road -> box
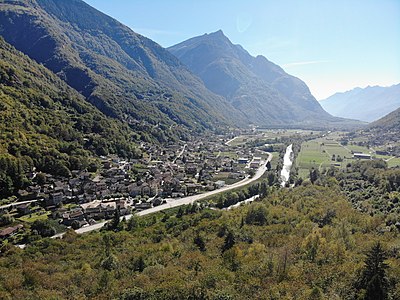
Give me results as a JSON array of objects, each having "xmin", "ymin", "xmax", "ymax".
[
  {"xmin": 225, "ymin": 136, "xmax": 239, "ymax": 146},
  {"xmin": 0, "ymin": 199, "xmax": 41, "ymax": 211},
  {"xmin": 173, "ymin": 144, "xmax": 187, "ymax": 163},
  {"xmin": 51, "ymin": 152, "xmax": 272, "ymax": 238}
]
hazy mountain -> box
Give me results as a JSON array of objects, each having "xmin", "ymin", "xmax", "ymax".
[
  {"xmin": 168, "ymin": 30, "xmax": 355, "ymax": 128},
  {"xmin": 0, "ymin": 0, "xmax": 246, "ymax": 135},
  {"xmin": 370, "ymin": 106, "xmax": 400, "ymax": 130},
  {"xmin": 320, "ymin": 84, "xmax": 400, "ymax": 122}
]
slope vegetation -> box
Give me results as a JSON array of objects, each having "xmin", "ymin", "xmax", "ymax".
[
  {"xmin": 0, "ymin": 0, "xmax": 246, "ymax": 134},
  {"xmin": 0, "ymin": 36, "xmax": 140, "ymax": 197}
]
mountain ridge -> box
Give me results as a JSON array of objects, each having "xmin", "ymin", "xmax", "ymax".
[
  {"xmin": 0, "ymin": 0, "xmax": 247, "ymax": 135},
  {"xmin": 168, "ymin": 30, "xmax": 360, "ymax": 129},
  {"xmin": 319, "ymin": 84, "xmax": 400, "ymax": 122}
]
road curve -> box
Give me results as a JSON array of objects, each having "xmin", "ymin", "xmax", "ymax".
[{"xmin": 52, "ymin": 153, "xmax": 272, "ymax": 237}]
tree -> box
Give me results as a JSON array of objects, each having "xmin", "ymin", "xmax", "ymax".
[
  {"xmin": 222, "ymin": 231, "xmax": 235, "ymax": 253},
  {"xmin": 310, "ymin": 168, "xmax": 320, "ymax": 184},
  {"xmin": 107, "ymin": 209, "xmax": 121, "ymax": 231},
  {"xmin": 119, "ymin": 287, "xmax": 146, "ymax": 300},
  {"xmin": 194, "ymin": 234, "xmax": 206, "ymax": 252},
  {"xmin": 355, "ymin": 242, "xmax": 389, "ymax": 300},
  {"xmin": 245, "ymin": 204, "xmax": 268, "ymax": 226},
  {"xmin": 31, "ymin": 219, "xmax": 56, "ymax": 237},
  {"xmin": 0, "ymin": 213, "xmax": 14, "ymax": 226}
]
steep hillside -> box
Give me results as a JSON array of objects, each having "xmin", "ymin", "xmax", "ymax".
[
  {"xmin": 370, "ymin": 107, "xmax": 400, "ymax": 130},
  {"xmin": 320, "ymin": 84, "xmax": 400, "ymax": 122},
  {"xmin": 169, "ymin": 30, "xmax": 357, "ymax": 128},
  {"xmin": 0, "ymin": 0, "xmax": 246, "ymax": 133},
  {"xmin": 0, "ymin": 36, "xmax": 142, "ymax": 196},
  {"xmin": 366, "ymin": 107, "xmax": 400, "ymax": 144}
]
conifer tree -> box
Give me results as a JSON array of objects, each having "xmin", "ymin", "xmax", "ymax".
[{"xmin": 356, "ymin": 242, "xmax": 389, "ymax": 300}]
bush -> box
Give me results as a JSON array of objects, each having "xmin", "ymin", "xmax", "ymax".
[{"xmin": 245, "ymin": 204, "xmax": 268, "ymax": 226}]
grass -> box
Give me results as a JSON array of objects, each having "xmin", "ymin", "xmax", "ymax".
[
  {"xmin": 17, "ymin": 210, "xmax": 50, "ymax": 223},
  {"xmin": 387, "ymin": 157, "xmax": 400, "ymax": 168},
  {"xmin": 296, "ymin": 141, "xmax": 330, "ymax": 171},
  {"xmin": 219, "ymin": 151, "xmax": 238, "ymax": 159},
  {"xmin": 213, "ymin": 172, "xmax": 242, "ymax": 185},
  {"xmin": 295, "ymin": 132, "xmax": 400, "ymax": 179}
]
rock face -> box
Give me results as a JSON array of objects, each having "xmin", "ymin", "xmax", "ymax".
[
  {"xmin": 0, "ymin": 0, "xmax": 246, "ymax": 133},
  {"xmin": 169, "ymin": 30, "xmax": 340, "ymax": 127},
  {"xmin": 320, "ymin": 84, "xmax": 400, "ymax": 122}
]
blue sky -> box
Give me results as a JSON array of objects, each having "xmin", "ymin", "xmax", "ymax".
[{"xmin": 84, "ymin": 0, "xmax": 400, "ymax": 100}]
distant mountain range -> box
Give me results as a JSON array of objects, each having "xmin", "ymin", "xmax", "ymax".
[
  {"xmin": 319, "ymin": 84, "xmax": 400, "ymax": 122},
  {"xmin": 168, "ymin": 30, "xmax": 359, "ymax": 128}
]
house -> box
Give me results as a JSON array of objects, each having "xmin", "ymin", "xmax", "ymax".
[
  {"xmin": 250, "ymin": 161, "xmax": 260, "ymax": 169},
  {"xmin": 214, "ymin": 180, "xmax": 225, "ymax": 189},
  {"xmin": 46, "ymin": 192, "xmax": 65, "ymax": 207},
  {"xmin": 0, "ymin": 224, "xmax": 23, "ymax": 239},
  {"xmin": 80, "ymin": 200, "xmax": 124, "ymax": 220},
  {"xmin": 354, "ymin": 153, "xmax": 371, "ymax": 159},
  {"xmin": 135, "ymin": 202, "xmax": 152, "ymax": 210},
  {"xmin": 16, "ymin": 204, "xmax": 31, "ymax": 216},
  {"xmin": 62, "ymin": 208, "xmax": 85, "ymax": 226},
  {"xmin": 238, "ymin": 158, "xmax": 249, "ymax": 164}
]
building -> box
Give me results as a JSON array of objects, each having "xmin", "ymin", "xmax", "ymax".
[
  {"xmin": 0, "ymin": 225, "xmax": 23, "ymax": 239},
  {"xmin": 238, "ymin": 158, "xmax": 249, "ymax": 164},
  {"xmin": 353, "ymin": 153, "xmax": 371, "ymax": 159},
  {"xmin": 214, "ymin": 180, "xmax": 225, "ymax": 189}
]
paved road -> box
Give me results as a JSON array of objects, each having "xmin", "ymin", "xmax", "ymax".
[
  {"xmin": 51, "ymin": 152, "xmax": 272, "ymax": 238},
  {"xmin": 0, "ymin": 199, "xmax": 41, "ymax": 211},
  {"xmin": 138, "ymin": 152, "xmax": 271, "ymax": 216}
]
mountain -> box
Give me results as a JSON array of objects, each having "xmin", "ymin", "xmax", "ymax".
[
  {"xmin": 0, "ymin": 0, "xmax": 246, "ymax": 136},
  {"xmin": 168, "ymin": 30, "xmax": 354, "ymax": 128},
  {"xmin": 366, "ymin": 107, "xmax": 400, "ymax": 144},
  {"xmin": 0, "ymin": 36, "xmax": 144, "ymax": 196},
  {"xmin": 319, "ymin": 84, "xmax": 400, "ymax": 122}
]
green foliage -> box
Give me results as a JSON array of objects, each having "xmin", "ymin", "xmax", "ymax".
[
  {"xmin": 101, "ymin": 254, "xmax": 119, "ymax": 271},
  {"xmin": 322, "ymin": 160, "xmax": 400, "ymax": 220},
  {"xmin": 0, "ymin": 213, "xmax": 14, "ymax": 226},
  {"xmin": 119, "ymin": 287, "xmax": 146, "ymax": 300},
  {"xmin": 194, "ymin": 234, "xmax": 206, "ymax": 252},
  {"xmin": 0, "ymin": 37, "xmax": 142, "ymax": 198},
  {"xmin": 245, "ymin": 204, "xmax": 268, "ymax": 226},
  {"xmin": 0, "ymin": 185, "xmax": 398, "ymax": 299},
  {"xmin": 30, "ymin": 219, "xmax": 56, "ymax": 237},
  {"xmin": 355, "ymin": 242, "xmax": 389, "ymax": 300}
]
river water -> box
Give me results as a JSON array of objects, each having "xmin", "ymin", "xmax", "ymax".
[{"xmin": 280, "ymin": 144, "xmax": 294, "ymax": 187}]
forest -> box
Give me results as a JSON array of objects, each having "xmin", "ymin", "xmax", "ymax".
[{"xmin": 0, "ymin": 181, "xmax": 398, "ymax": 299}]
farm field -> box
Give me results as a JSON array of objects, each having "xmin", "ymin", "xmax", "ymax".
[{"xmin": 295, "ymin": 132, "xmax": 400, "ymax": 179}]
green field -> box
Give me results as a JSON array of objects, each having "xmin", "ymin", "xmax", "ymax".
[
  {"xmin": 296, "ymin": 133, "xmax": 400, "ymax": 179},
  {"xmin": 296, "ymin": 140, "xmax": 331, "ymax": 171}
]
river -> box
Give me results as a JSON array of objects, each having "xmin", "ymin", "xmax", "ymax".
[{"xmin": 280, "ymin": 144, "xmax": 294, "ymax": 187}]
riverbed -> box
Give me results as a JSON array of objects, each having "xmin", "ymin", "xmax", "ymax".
[{"xmin": 280, "ymin": 144, "xmax": 294, "ymax": 187}]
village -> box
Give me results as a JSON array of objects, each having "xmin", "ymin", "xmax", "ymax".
[{"xmin": 0, "ymin": 132, "xmax": 273, "ymax": 241}]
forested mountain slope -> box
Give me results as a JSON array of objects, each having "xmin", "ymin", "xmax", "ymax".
[
  {"xmin": 0, "ymin": 37, "xmax": 140, "ymax": 197},
  {"xmin": 0, "ymin": 0, "xmax": 246, "ymax": 133}
]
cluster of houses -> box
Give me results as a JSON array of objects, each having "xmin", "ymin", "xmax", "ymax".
[{"xmin": 1, "ymin": 134, "xmax": 265, "ymax": 236}]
